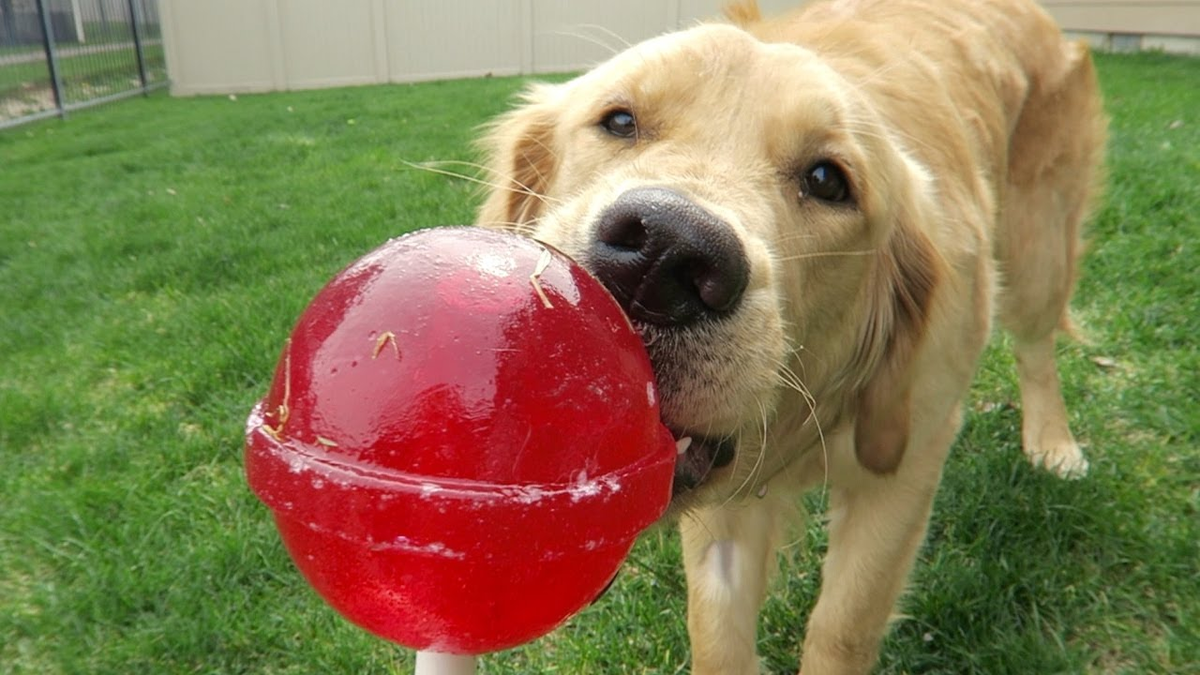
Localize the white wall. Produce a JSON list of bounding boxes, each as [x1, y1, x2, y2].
[[160, 0, 796, 95], [160, 0, 1200, 96], [1042, 0, 1200, 38]]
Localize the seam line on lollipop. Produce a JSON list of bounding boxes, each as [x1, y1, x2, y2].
[[530, 247, 555, 309]]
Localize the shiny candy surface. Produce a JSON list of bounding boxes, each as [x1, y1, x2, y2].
[[244, 227, 676, 654]]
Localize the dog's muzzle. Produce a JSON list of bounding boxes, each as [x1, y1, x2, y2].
[[584, 187, 748, 496]]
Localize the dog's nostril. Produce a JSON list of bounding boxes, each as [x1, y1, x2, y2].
[[598, 214, 648, 251], [695, 265, 741, 313], [589, 187, 750, 327]]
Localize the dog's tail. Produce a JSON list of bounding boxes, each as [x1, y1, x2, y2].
[[723, 0, 762, 26]]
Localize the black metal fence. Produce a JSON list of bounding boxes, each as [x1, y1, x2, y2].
[[0, 0, 165, 130]]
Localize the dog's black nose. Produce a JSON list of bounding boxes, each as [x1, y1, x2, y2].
[[588, 187, 750, 326]]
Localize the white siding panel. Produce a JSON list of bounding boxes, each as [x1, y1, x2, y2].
[[1043, 2, 1200, 37], [161, 0, 1200, 96], [277, 0, 380, 89], [385, 0, 524, 82], [678, 0, 729, 26], [166, 0, 279, 94], [529, 0, 674, 73]]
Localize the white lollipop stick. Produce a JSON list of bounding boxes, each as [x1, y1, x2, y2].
[[415, 651, 476, 674]]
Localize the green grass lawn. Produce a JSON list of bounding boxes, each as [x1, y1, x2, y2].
[[1, 52, 1197, 674]]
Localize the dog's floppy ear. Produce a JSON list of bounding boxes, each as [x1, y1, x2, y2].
[[853, 170, 942, 475], [723, 0, 763, 26], [476, 84, 561, 229]]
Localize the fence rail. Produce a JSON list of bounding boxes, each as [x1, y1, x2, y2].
[[1, 0, 165, 130]]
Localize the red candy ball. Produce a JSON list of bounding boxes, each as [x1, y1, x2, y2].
[[245, 227, 676, 654]]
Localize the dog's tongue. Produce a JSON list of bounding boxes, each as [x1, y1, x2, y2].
[[670, 433, 736, 495]]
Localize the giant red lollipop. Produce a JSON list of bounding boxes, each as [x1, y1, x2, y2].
[[245, 227, 676, 666]]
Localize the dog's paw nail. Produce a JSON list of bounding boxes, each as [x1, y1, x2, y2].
[[1028, 444, 1089, 479]]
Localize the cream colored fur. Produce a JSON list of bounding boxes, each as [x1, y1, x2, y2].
[[476, 0, 1106, 671]]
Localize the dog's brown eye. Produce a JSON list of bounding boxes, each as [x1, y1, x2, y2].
[[802, 162, 851, 203], [601, 109, 637, 139]]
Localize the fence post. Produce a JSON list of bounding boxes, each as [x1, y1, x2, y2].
[[35, 0, 66, 119], [127, 0, 150, 92]]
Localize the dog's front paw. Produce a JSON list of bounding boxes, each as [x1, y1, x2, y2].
[[1025, 439, 1089, 479]]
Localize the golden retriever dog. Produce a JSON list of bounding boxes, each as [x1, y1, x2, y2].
[[475, 0, 1105, 671]]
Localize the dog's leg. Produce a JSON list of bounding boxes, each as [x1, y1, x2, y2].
[[798, 424, 953, 675], [998, 184, 1090, 479], [997, 180, 1092, 479], [1012, 335, 1089, 477], [681, 492, 791, 675], [997, 41, 1102, 479]]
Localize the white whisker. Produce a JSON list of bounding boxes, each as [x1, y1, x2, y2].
[[402, 160, 561, 212], [752, 397, 771, 490], [575, 23, 634, 50], [573, 22, 638, 51], [773, 352, 830, 495], [776, 248, 878, 262], [412, 158, 498, 176], [551, 26, 625, 58]]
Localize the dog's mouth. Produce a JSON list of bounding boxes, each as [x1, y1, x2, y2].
[[625, 319, 740, 498], [669, 432, 736, 497]]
